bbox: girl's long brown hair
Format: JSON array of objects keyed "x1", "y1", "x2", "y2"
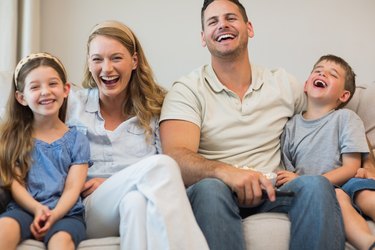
[{"x1": 0, "y1": 56, "x2": 68, "y2": 188}]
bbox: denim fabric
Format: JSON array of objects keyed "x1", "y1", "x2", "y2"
[
  {"x1": 0, "y1": 208, "x2": 86, "y2": 246},
  {"x1": 342, "y1": 177, "x2": 375, "y2": 200},
  {"x1": 6, "y1": 127, "x2": 91, "y2": 216},
  {"x1": 342, "y1": 177, "x2": 375, "y2": 216},
  {"x1": 187, "y1": 176, "x2": 345, "y2": 250},
  {"x1": 187, "y1": 178, "x2": 246, "y2": 250}
]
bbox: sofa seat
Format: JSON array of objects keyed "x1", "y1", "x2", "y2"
[
  {"x1": 17, "y1": 237, "x2": 120, "y2": 250},
  {"x1": 17, "y1": 212, "x2": 374, "y2": 250}
]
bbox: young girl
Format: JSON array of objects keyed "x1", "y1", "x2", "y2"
[{"x1": 0, "y1": 52, "x2": 91, "y2": 250}]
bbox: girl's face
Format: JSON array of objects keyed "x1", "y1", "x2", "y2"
[
  {"x1": 88, "y1": 35, "x2": 138, "y2": 100},
  {"x1": 16, "y1": 66, "x2": 70, "y2": 120}
]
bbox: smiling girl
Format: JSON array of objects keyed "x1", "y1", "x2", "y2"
[{"x1": 0, "y1": 53, "x2": 91, "y2": 250}]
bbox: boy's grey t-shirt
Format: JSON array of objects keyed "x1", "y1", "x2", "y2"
[{"x1": 281, "y1": 109, "x2": 369, "y2": 175}]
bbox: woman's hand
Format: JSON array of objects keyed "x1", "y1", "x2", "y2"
[{"x1": 81, "y1": 178, "x2": 106, "y2": 198}]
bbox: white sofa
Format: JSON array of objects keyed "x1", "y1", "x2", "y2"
[{"x1": 1, "y1": 70, "x2": 374, "y2": 250}]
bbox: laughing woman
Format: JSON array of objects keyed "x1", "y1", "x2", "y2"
[{"x1": 66, "y1": 20, "x2": 208, "y2": 250}]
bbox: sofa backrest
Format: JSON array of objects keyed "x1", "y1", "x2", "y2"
[
  {"x1": 0, "y1": 71, "x2": 12, "y2": 118},
  {"x1": 346, "y1": 82, "x2": 375, "y2": 155}
]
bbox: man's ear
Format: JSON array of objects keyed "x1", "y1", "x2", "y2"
[
  {"x1": 247, "y1": 21, "x2": 254, "y2": 38},
  {"x1": 201, "y1": 31, "x2": 207, "y2": 47},
  {"x1": 15, "y1": 91, "x2": 28, "y2": 106},
  {"x1": 339, "y1": 90, "x2": 351, "y2": 103}
]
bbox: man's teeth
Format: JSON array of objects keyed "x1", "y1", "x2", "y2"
[{"x1": 217, "y1": 34, "x2": 235, "y2": 42}]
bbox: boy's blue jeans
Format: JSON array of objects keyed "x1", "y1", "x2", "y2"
[{"x1": 187, "y1": 175, "x2": 345, "y2": 250}]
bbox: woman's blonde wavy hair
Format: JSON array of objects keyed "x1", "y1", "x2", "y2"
[
  {"x1": 82, "y1": 21, "x2": 166, "y2": 141},
  {"x1": 0, "y1": 56, "x2": 68, "y2": 188}
]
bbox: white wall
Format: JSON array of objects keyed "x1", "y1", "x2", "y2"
[{"x1": 40, "y1": 0, "x2": 375, "y2": 89}]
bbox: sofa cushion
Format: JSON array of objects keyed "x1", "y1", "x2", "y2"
[
  {"x1": 243, "y1": 212, "x2": 290, "y2": 250},
  {"x1": 17, "y1": 237, "x2": 120, "y2": 250},
  {"x1": 242, "y1": 212, "x2": 375, "y2": 250},
  {"x1": 346, "y1": 82, "x2": 375, "y2": 153}
]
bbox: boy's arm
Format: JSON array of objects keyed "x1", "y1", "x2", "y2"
[{"x1": 323, "y1": 153, "x2": 361, "y2": 186}]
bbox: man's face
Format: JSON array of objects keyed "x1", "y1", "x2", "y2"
[{"x1": 201, "y1": 0, "x2": 253, "y2": 59}]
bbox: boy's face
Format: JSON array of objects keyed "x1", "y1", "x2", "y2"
[{"x1": 304, "y1": 60, "x2": 350, "y2": 107}]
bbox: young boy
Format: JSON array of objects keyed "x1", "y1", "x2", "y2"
[{"x1": 277, "y1": 54, "x2": 375, "y2": 250}]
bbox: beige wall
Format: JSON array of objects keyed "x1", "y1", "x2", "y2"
[{"x1": 40, "y1": 0, "x2": 375, "y2": 88}]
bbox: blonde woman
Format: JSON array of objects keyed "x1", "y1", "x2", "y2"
[{"x1": 66, "y1": 20, "x2": 208, "y2": 250}]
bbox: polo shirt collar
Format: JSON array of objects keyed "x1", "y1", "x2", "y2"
[{"x1": 204, "y1": 64, "x2": 264, "y2": 93}]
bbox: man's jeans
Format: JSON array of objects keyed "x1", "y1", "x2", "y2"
[{"x1": 187, "y1": 175, "x2": 345, "y2": 250}]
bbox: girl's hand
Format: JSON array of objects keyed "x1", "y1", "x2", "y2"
[
  {"x1": 276, "y1": 170, "x2": 299, "y2": 187},
  {"x1": 30, "y1": 205, "x2": 51, "y2": 240},
  {"x1": 81, "y1": 178, "x2": 106, "y2": 198}
]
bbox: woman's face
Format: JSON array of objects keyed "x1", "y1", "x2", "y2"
[{"x1": 88, "y1": 35, "x2": 138, "y2": 99}]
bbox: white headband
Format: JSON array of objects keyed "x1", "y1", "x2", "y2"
[{"x1": 14, "y1": 52, "x2": 66, "y2": 88}]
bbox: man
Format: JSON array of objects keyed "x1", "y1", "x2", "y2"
[{"x1": 160, "y1": 0, "x2": 345, "y2": 249}]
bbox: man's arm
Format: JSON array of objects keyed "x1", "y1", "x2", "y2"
[{"x1": 160, "y1": 119, "x2": 275, "y2": 206}]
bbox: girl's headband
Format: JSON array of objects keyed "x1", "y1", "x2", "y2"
[
  {"x1": 14, "y1": 52, "x2": 66, "y2": 87},
  {"x1": 90, "y1": 20, "x2": 136, "y2": 52}
]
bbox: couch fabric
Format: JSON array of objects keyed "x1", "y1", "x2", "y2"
[
  {"x1": 0, "y1": 74, "x2": 373, "y2": 249},
  {"x1": 15, "y1": 214, "x2": 375, "y2": 250}
]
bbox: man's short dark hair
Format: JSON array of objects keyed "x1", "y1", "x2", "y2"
[{"x1": 201, "y1": 0, "x2": 249, "y2": 30}]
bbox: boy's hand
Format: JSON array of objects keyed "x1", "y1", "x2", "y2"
[
  {"x1": 355, "y1": 168, "x2": 375, "y2": 180},
  {"x1": 276, "y1": 170, "x2": 299, "y2": 187}
]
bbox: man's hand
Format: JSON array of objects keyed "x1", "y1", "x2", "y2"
[
  {"x1": 276, "y1": 170, "x2": 299, "y2": 187},
  {"x1": 81, "y1": 178, "x2": 106, "y2": 198},
  {"x1": 220, "y1": 167, "x2": 275, "y2": 207}
]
